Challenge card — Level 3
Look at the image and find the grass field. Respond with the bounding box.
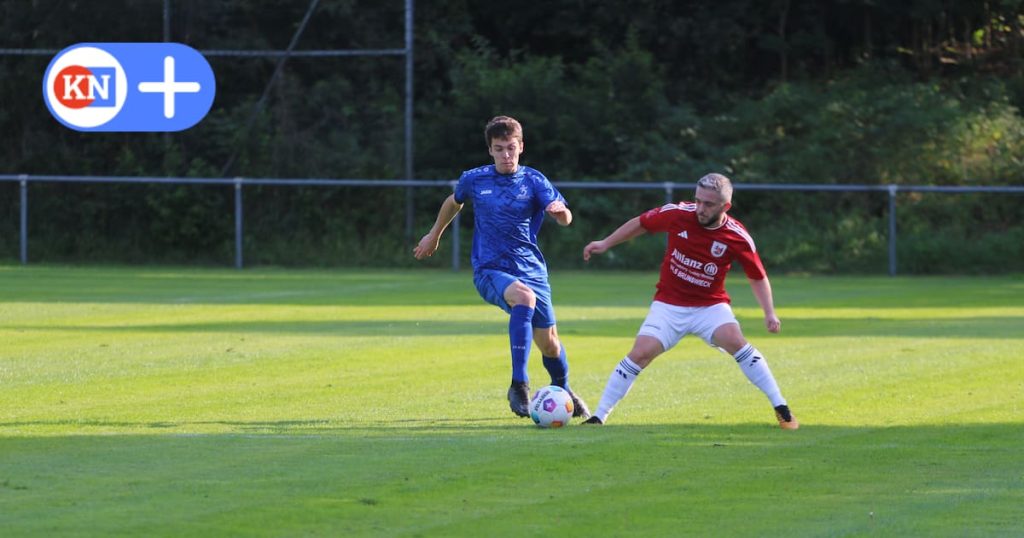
[1,265,1022,536]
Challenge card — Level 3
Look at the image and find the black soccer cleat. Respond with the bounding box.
[566,389,591,419]
[774,404,799,430]
[581,415,603,425]
[507,381,530,418]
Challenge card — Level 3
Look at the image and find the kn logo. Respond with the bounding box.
[44,43,215,132]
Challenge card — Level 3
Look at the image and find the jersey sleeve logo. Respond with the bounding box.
[711,241,728,257]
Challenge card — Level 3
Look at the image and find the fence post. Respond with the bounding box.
[235,177,243,269]
[403,0,415,247]
[19,174,28,265]
[888,184,898,276]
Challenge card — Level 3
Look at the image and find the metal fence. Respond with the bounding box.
[1,0,419,241]
[4,174,1023,274]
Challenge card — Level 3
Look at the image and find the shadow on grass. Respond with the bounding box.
[3,418,1023,439]
[5,315,1023,338]
[1,420,1020,537]
[3,267,1022,310]
[0,417,520,433]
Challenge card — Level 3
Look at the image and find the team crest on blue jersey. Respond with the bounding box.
[516,184,529,200]
[711,241,727,257]
[43,43,215,132]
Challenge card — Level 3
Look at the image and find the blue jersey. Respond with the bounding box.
[454,164,565,279]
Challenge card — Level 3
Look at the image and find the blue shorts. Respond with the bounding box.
[473,269,557,328]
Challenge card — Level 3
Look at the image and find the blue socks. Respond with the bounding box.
[510,305,571,390]
[543,345,570,390]
[509,305,534,383]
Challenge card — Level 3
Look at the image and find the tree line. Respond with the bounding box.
[1,0,1022,272]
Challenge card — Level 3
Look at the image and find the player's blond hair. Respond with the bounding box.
[696,173,733,203]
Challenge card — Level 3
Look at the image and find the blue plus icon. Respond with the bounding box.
[137,56,202,119]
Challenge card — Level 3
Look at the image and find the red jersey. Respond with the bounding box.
[639,202,767,307]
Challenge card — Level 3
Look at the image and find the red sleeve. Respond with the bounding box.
[638,204,680,233]
[723,218,767,280]
[736,245,767,280]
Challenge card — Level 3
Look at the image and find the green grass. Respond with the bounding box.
[1,265,1022,536]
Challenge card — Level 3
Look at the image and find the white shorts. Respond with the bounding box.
[636,301,739,352]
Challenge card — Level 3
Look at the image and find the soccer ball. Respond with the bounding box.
[529,385,574,428]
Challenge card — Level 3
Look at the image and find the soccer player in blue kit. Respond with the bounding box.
[413,116,590,419]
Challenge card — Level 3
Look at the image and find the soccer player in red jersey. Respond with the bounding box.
[581,173,798,429]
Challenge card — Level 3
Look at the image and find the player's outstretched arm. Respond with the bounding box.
[545,200,572,226]
[583,216,646,261]
[413,194,464,260]
[748,277,781,333]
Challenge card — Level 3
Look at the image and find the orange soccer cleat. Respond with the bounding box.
[774,405,800,430]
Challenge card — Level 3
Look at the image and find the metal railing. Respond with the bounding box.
[3,174,1023,274]
[1,0,418,240]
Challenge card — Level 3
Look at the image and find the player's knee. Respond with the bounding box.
[629,349,658,368]
[628,337,663,368]
[712,323,746,353]
[505,282,536,307]
[716,336,748,355]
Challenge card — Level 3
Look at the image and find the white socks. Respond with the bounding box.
[733,344,785,407]
[594,345,785,423]
[594,356,643,422]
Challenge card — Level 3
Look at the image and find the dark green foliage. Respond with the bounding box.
[896,192,1024,274]
[1,1,1022,272]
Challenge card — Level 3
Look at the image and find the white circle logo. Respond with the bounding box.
[704,263,719,276]
[44,46,127,128]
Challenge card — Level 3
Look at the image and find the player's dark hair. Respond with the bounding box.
[484,116,523,146]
